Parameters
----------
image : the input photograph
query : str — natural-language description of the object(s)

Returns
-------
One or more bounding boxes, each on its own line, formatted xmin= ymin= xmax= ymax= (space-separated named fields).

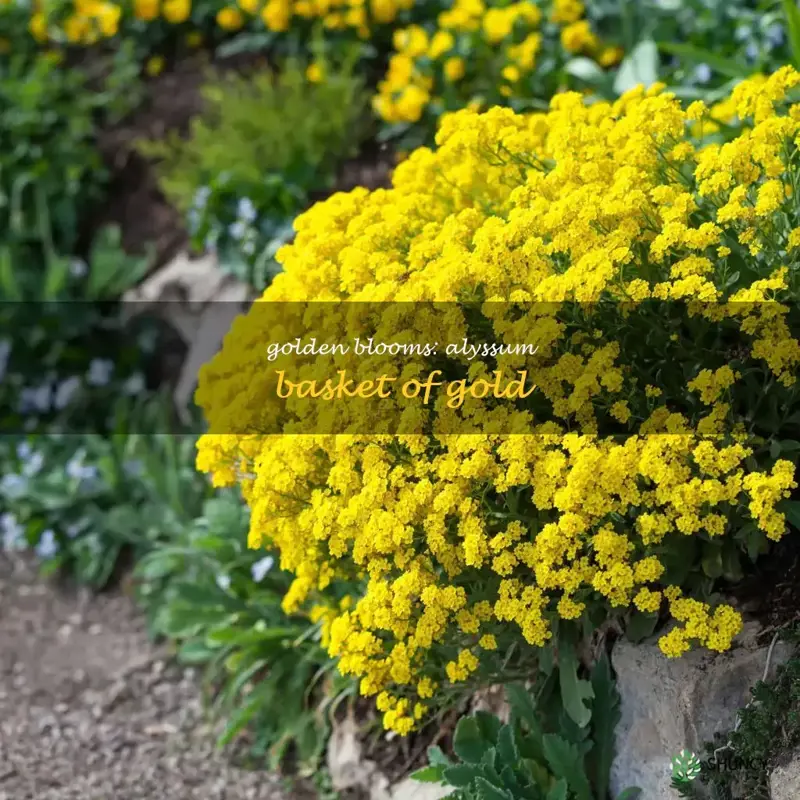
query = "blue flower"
xmin=1 ymin=513 xmax=26 ymax=552
xmin=767 ymin=24 xmax=785 ymax=49
xmin=123 ymin=373 xmax=145 ymax=396
xmin=251 ymin=556 xmax=275 ymax=582
xmin=193 ymin=186 xmax=211 ymax=210
xmin=66 ymin=454 xmax=98 ymax=482
xmin=237 ymin=197 xmax=257 ymax=223
xmin=70 ymin=258 xmax=88 ymax=278
xmin=22 ymin=450 xmax=44 ymax=477
xmin=123 ymin=459 xmax=144 ymax=477
xmin=229 ymin=221 xmax=247 ymax=241
xmin=693 ymin=63 xmax=712 ymax=84
xmin=216 ymin=573 xmax=231 ymax=591
xmin=35 ymin=529 xmax=58 ymax=560
xmin=87 ymin=359 xmax=114 ymax=387
xmin=745 ymin=41 xmax=760 ymax=61
xmin=19 ymin=385 xmax=52 ymax=415
xmin=54 ymin=376 xmax=82 ymax=411
xmin=0 ymin=474 xmax=27 ymax=499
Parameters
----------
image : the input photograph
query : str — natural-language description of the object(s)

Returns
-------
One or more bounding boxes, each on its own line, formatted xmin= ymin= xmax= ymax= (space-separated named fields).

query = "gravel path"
xmin=0 ymin=553 xmax=294 ymax=800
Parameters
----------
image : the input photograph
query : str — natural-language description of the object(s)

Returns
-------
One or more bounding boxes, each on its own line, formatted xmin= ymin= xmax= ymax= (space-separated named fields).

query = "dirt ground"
xmin=0 ymin=552 xmax=296 ymax=800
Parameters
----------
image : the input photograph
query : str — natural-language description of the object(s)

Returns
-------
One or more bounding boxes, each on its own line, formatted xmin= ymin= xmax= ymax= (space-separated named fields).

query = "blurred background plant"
xmin=137 ymin=43 xmax=369 ymax=287
xmin=0 ymin=43 xmax=140 ymax=255
xmin=135 ymin=489 xmax=353 ymax=772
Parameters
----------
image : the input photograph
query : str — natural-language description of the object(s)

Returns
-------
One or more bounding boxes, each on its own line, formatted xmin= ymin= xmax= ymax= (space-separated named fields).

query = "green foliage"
xmin=672 ymin=629 xmax=800 ymax=800
xmin=135 ymin=489 xmax=349 ymax=771
xmin=0 ymin=43 xmax=141 ymax=253
xmin=137 ymin=50 xmax=368 ymax=288
xmin=413 ymin=655 xmax=640 ymax=800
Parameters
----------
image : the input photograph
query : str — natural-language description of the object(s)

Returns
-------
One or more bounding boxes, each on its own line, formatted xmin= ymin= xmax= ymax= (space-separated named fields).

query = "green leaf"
xmin=616 ymin=789 xmax=643 ymax=800
xmin=506 ymin=683 xmax=543 ymax=737
xmin=625 ymin=609 xmax=659 ymax=644
xmin=588 ymin=653 xmax=620 ymax=795
xmin=496 ymin=724 xmax=520 ymax=767
xmin=177 ymin=640 xmax=217 ymax=664
xmin=558 ymin=642 xmax=594 ymax=729
xmin=783 ymin=0 xmax=800 ymax=67
xmin=542 ymin=734 xmax=593 ymax=800
xmin=784 ymin=500 xmax=800 ymax=532
xmin=614 ymin=40 xmax=659 ymax=95
xmin=410 ymin=766 xmax=445 ymax=784
xmin=474 ymin=711 xmax=503 ymax=744
xmin=546 ymin=778 xmax=569 ymax=800
xmin=453 ymin=717 xmax=488 ymax=764
xmin=657 ymin=41 xmax=749 ymax=80
xmin=442 ymin=764 xmax=483 ymax=787
xmin=473 ymin=777 xmax=512 ymax=800
xmin=428 ymin=745 xmax=452 ymax=768
xmin=701 ymin=541 xmax=723 ymax=579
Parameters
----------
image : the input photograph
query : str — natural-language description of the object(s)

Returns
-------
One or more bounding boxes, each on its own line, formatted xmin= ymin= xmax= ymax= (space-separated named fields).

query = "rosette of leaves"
xmin=412 ymin=653 xmax=640 ymax=800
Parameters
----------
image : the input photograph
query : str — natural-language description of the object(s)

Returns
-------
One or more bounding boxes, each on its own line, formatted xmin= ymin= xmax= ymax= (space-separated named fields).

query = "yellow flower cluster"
xmin=374 ymin=0 xmax=621 ymax=125
xmin=197 ymin=68 xmax=800 ymax=733
xmin=26 ymin=0 xmax=192 ymax=44
xmin=215 ymin=0 xmax=413 ymax=36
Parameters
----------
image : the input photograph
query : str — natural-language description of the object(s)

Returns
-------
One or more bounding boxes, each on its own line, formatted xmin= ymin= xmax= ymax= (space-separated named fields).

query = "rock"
xmin=390 ymin=776 xmax=452 ymax=800
xmin=470 ymin=684 xmax=511 ymax=724
xmin=770 ymin=749 xmax=800 ymax=800
xmin=610 ymin=624 xmax=793 ymax=800
xmin=121 ymin=250 xmax=253 ymax=419
xmin=326 ymin=717 xmax=386 ymax=797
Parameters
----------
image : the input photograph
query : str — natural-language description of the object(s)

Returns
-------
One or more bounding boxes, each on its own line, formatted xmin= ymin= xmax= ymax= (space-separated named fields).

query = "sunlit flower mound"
xmin=197 ymin=68 xmax=800 ymax=734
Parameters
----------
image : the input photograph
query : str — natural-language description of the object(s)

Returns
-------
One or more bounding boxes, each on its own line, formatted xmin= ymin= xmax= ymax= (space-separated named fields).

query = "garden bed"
xmin=3 ymin=2 xmax=800 ymax=800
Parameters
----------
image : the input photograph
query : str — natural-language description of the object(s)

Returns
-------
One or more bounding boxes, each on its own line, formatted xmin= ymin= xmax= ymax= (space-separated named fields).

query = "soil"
xmin=729 ymin=531 xmax=800 ymax=642
xmin=0 ymin=552 xmax=305 ymax=800
xmin=89 ymin=55 xmax=209 ymax=270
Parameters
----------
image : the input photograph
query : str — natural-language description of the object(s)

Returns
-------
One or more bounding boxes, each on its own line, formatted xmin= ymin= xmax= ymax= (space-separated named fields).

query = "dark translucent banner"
xmin=2 ymin=300 xmax=798 ymax=435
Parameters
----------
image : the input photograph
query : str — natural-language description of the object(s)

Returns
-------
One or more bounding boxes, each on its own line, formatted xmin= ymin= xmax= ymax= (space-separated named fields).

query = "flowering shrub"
xmin=373 ymin=0 xmax=622 ymax=146
xmin=198 ymin=69 xmax=800 ymax=736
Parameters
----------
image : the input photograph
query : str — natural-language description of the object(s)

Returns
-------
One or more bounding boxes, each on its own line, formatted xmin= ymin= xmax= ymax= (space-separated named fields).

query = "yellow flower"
xmin=146 ymin=55 xmax=165 ymax=77
xmin=444 ymin=56 xmax=465 ymax=82
xmin=261 ymin=0 xmax=290 ymax=31
xmin=134 ymin=0 xmax=159 ymax=20
xmin=560 ymin=20 xmax=596 ymax=53
xmin=306 ymin=62 xmax=325 ymax=83
xmin=598 ymin=46 xmax=623 ymax=67
xmin=29 ymin=12 xmax=49 ymax=41
xmin=162 ymin=0 xmax=190 ymax=22
xmin=216 ymin=5 xmax=243 ymax=28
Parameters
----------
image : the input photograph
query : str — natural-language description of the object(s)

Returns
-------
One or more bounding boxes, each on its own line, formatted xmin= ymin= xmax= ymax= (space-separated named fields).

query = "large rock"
xmin=770 ymin=750 xmax=800 ymax=800
xmin=122 ymin=250 xmax=253 ymax=418
xmin=610 ymin=623 xmax=792 ymax=800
